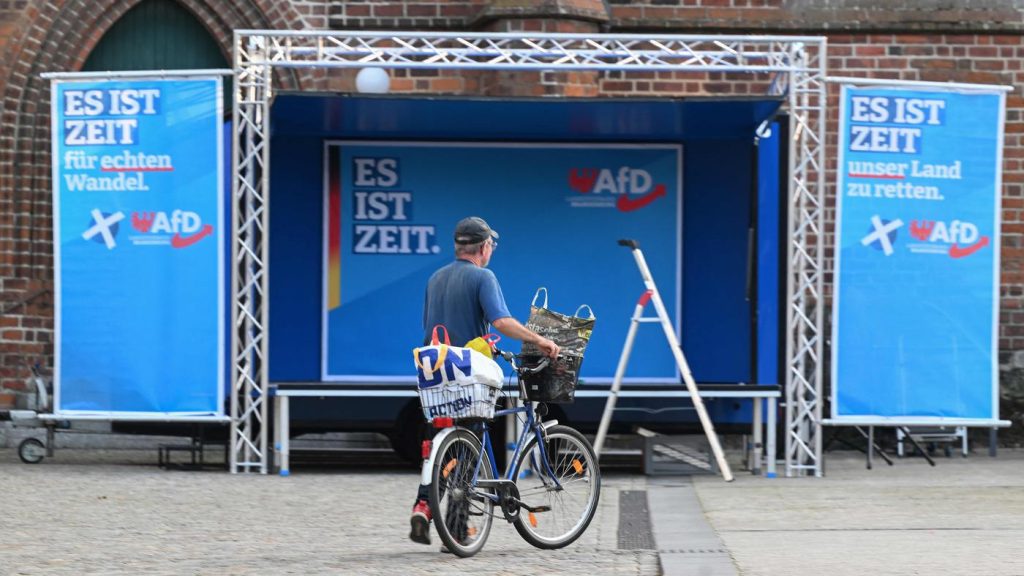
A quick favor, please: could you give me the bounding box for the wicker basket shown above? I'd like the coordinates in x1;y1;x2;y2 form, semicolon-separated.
419;381;500;422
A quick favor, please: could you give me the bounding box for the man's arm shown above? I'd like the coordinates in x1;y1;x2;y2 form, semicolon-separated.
492;317;560;359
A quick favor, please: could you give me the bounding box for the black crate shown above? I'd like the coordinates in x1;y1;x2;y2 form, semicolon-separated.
520;354;582;403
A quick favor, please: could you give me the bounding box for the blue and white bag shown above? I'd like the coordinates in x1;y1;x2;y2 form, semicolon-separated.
413;325;504;421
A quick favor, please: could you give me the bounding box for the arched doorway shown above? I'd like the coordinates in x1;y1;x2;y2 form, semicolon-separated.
83;0;231;110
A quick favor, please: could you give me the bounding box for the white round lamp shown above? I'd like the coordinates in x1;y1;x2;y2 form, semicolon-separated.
355;67;391;94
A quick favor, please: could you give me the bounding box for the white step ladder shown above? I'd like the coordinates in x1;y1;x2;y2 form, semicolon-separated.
594;239;734;482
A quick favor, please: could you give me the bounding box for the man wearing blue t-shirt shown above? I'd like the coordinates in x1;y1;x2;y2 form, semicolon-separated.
410;216;559;548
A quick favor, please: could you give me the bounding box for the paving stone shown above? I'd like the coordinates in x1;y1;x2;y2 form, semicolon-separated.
0;450;655;575
5;447;1022;575
694;451;1024;576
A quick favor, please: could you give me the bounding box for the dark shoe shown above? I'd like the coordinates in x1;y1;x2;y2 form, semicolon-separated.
409;500;431;545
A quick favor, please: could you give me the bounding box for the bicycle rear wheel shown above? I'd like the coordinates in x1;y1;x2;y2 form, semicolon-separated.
512;424;601;549
428;429;495;557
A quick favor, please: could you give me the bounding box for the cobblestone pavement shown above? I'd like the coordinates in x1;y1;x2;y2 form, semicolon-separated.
694;450;1024;576
0;450;660;576
6;443;1024;575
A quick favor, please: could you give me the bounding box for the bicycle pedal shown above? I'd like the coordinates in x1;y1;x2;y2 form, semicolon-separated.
520;504;551;513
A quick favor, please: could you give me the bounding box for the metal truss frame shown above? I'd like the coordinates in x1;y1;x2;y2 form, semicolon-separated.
229;30;827;476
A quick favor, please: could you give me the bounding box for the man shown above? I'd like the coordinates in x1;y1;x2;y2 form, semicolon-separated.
409;216;560;546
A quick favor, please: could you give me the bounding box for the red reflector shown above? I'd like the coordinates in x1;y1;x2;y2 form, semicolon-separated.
432;417;453;429
421;440;432;459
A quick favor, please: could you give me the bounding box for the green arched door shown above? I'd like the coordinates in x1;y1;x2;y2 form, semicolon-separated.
83;0;231;111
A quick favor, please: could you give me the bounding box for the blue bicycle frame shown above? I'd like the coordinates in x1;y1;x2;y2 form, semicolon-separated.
470;399;564;504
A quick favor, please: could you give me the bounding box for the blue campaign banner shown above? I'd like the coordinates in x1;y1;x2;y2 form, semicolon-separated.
324;142;682;382
52;76;224;416
832;84;1005;423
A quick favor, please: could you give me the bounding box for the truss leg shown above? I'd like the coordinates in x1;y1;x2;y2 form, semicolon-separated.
783;40;827;478
230;32;272;474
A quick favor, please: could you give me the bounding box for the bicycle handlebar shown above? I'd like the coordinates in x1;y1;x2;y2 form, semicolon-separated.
521;357;550;374
493;349;551;374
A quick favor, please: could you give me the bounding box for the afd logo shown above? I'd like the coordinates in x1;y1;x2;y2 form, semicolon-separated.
415;348;473;388
909;219;989;259
130;210;214;249
568;167;667;212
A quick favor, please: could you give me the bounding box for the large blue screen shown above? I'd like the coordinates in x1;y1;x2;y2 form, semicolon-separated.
324;142;682;382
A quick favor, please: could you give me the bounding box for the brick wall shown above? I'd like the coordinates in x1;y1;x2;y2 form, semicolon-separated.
0;0;311;402
605;0;1024;32
823;33;1024;360
329;0;487;29
2;0;1024;406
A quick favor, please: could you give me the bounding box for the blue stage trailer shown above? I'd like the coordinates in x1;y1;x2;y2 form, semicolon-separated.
265;93;784;459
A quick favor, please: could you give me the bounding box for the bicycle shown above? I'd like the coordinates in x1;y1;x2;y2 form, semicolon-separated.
418;349;601;558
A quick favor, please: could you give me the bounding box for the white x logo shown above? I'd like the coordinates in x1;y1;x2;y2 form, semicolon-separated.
82;209;125;250
860;215;904;256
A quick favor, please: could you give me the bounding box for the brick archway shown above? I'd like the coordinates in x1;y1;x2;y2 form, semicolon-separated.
0;0;305;393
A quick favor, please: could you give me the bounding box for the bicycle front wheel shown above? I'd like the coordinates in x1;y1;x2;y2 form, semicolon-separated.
428;429;495;558
512;424;601;549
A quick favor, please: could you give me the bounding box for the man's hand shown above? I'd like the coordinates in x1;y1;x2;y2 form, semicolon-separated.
535;336;560;360
492;317;561;359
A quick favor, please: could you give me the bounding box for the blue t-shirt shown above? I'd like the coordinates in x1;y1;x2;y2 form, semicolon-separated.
423;259;512;346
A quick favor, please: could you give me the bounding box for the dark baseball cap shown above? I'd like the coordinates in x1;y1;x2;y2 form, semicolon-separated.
454;216;499;245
